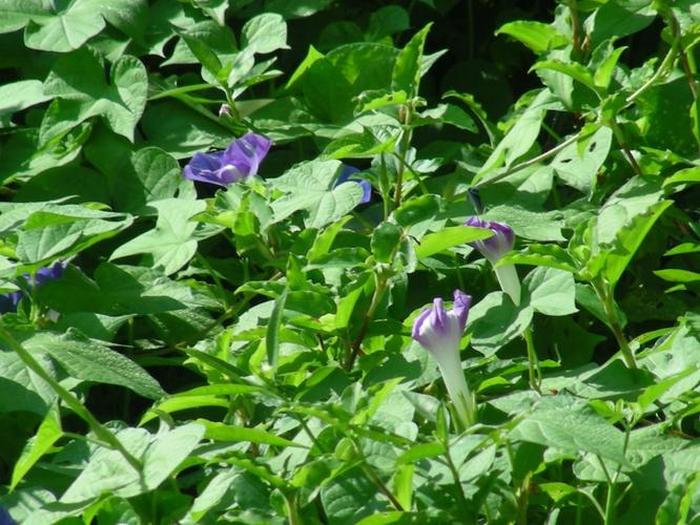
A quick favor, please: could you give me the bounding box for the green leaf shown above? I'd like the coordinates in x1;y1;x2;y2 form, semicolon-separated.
15;206;133;263
197;419;305;448
0;0;50;33
242;13;288;54
653;268;700;283
585;1;656;45
663;166;700;188
61;424;204;502
323;128;399;159
496;20;568;54
25;330;165;400
593;46;627;90
499;244;577;273
110;199;207;275
11;404;62;490
475;89;556;182
372;222;403;263
525;267;577;316
414;103;477;132
551;126;612;193
467;292;534;355
37;263;209;316
42;49;148;142
602;200;673;290
530;60;599;95
0;79;51;123
396;442;445;465
510;395;629;464
271;159;365;228
321;467;388;524
416;226;492;259
392;23;432;97
23;0;106;53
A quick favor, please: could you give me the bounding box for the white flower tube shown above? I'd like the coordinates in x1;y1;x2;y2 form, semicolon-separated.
412;290;477;428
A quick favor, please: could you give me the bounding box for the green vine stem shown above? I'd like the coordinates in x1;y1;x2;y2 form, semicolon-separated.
592;280;637;369
0;325;142;472
393;102;415;209
523;324;542;393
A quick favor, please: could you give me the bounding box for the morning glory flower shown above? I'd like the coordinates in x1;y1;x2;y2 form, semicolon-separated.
183;132;272;187
0;505;15;525
0;291;22;314
412;290;477;428
466;217;521;306
336;165;371;204
0;262;66;315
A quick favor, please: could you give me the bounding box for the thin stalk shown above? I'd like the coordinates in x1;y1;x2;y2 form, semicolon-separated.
523;325;542;393
284;492;301;525
568;0;581;56
344;276;389;371
610;119;643;176
593;280;637;369
350;438;404;511
625;34;680;105
474;131;582;188
443;442;470;522
0;326;142;472
393;104;414;209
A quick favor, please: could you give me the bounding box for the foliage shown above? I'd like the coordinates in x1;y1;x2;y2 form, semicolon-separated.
0;0;700;524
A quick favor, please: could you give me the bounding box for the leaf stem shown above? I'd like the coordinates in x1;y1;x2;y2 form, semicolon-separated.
442;437;471;521
593;280;637;369
344;275;389;371
523;324;542;393
609;118;643;176
394;103;414;209
351;438;405;511
473;131;582;188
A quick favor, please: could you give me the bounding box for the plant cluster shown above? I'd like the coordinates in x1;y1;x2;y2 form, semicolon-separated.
0;0;699;524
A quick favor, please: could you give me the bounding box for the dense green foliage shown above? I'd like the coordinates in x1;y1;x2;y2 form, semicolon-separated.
1;0;700;523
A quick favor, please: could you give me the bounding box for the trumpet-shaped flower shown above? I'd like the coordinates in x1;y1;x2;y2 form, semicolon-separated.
183;132;272;187
412;290;476;428
336;165;372;204
466;216;521;306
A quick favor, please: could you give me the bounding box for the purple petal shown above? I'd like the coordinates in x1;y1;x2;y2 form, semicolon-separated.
34;261;66;287
0;291;22;314
411;306;434;347
412;294;468;355
452;290;472;330
183;133;272;187
222;132;272;179
465;216;515;262
0;505;16;525
183;151;230;187
336;165;372;204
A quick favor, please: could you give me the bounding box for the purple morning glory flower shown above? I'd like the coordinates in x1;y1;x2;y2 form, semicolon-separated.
465;216;515;263
412;290;476;427
183;132;272;187
336;166;372;204
465;217;521;305
0;291;22;314
33;261;66;286
0;262;66;315
336;165;371;204
0;506;15;525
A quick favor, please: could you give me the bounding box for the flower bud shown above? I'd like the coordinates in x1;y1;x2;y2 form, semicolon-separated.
466;217;521;306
